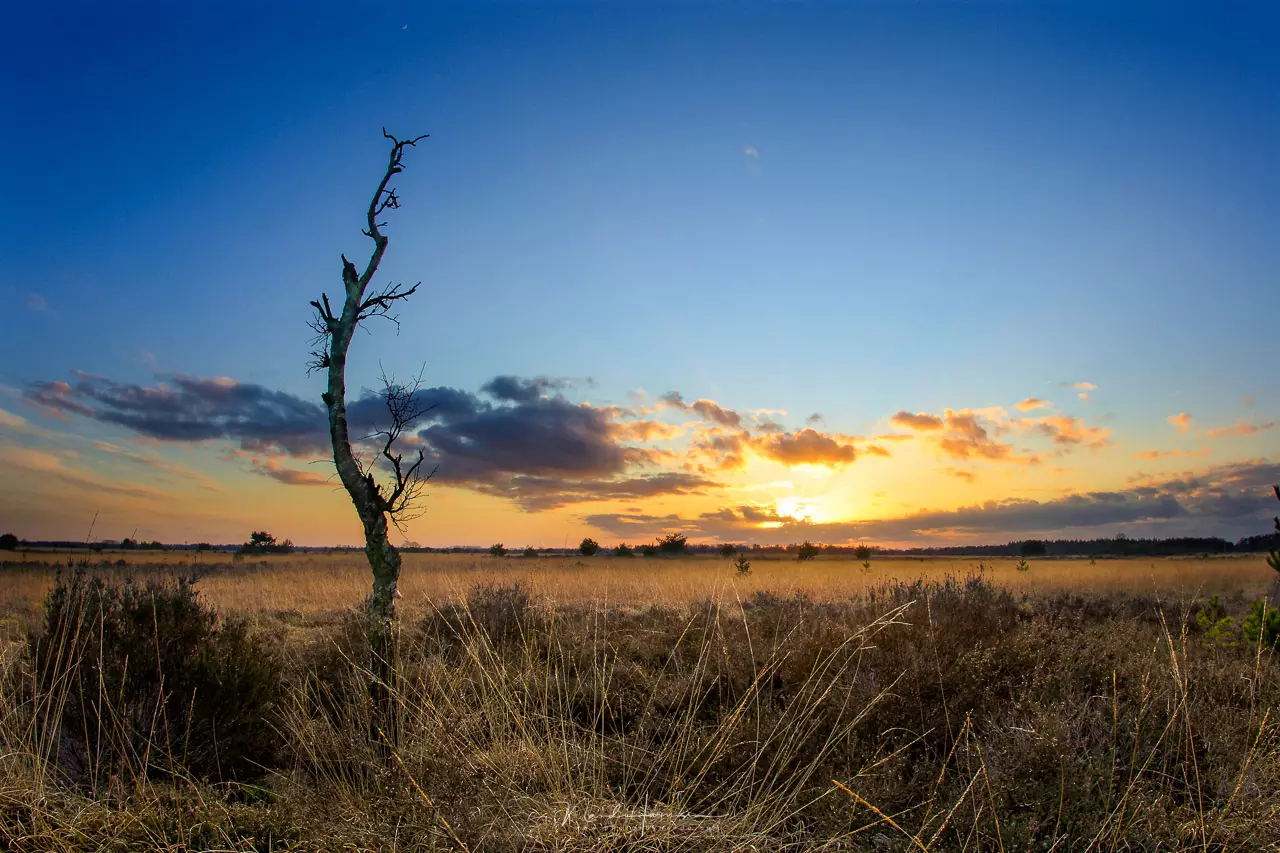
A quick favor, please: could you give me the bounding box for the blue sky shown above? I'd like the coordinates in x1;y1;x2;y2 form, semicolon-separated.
2;2;1278;546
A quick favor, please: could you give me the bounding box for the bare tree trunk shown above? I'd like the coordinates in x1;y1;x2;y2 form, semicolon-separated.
310;130;429;752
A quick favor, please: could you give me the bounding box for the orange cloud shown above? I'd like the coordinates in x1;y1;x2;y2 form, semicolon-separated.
936;409;1036;463
610;419;684;443
1167;413;1192;434
1015;398;1049;412
1133;448;1212;460
890;410;944;431
947;468;977;483
751;428;857;467
1036;416;1111;448
1206;421;1276;439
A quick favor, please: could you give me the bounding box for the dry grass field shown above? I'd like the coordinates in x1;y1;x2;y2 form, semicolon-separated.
1;550;1274;619
2;550;1279;851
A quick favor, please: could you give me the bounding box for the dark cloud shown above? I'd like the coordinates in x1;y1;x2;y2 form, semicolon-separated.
27;372;329;455
657;391;743;428
690;399;742;428
480;375;572;403
27;370;720;511
659;391;685;407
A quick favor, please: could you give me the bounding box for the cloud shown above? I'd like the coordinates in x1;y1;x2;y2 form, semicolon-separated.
1035;415;1111;448
610;419;684;443
25;293;51;314
1133;448;1212;460
480;375;572;403
947;468;977;483
659;391;743;428
475;471;720;511
1015;398;1049;412
1168;413;1193;434
1206;421;1276;439
1058;381;1096;402
0;408;29;431
24;370;722;512
751;428;857;467
26;372;330;454
743;145;759;159
0;444;169;501
890;410;944;431
252;458;333;487
590;460;1280;545
690;399;742;428
937;409;1037;462
1243;396;1254;407
805;413;824;425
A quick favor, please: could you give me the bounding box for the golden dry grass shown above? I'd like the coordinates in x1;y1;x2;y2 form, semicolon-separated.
1;549;1275;617
3;548;1278;851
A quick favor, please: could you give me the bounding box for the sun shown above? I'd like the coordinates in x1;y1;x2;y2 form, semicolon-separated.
775;495;821;523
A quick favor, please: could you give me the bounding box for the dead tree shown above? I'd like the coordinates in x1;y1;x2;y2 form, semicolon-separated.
308;129;430;746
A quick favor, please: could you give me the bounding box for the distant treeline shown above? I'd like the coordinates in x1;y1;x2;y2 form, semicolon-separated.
873;534;1280;558
8;532;1279;558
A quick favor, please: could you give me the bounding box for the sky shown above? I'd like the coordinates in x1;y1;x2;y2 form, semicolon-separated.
1;1;1278;548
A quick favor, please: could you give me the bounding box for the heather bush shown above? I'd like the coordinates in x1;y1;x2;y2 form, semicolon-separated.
28;569;285;784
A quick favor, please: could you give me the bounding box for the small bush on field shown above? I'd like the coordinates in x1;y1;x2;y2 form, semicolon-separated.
1244;599;1280;649
613;543;633;557
489;542;507;557
795;540;820;561
28;568;284;784
578;537;599;556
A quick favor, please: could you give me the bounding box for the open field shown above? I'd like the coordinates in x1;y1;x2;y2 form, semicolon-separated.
2;552;1279;851
2;550;1276;621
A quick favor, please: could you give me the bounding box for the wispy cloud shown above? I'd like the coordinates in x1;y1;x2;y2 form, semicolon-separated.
890;410;944;431
1015;397;1049;412
1206;421;1276;439
1133;448;1211;460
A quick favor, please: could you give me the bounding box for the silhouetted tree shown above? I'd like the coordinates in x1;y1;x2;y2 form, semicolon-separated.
657;533;688;555
237;531;293;555
579;537;600;556
796;541;821;561
307;129;431;749
719;543;737;558
490;543;507;558
0;533;17;551
613;543;634;557
853;544;872;562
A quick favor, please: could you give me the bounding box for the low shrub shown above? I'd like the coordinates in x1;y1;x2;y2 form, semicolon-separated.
28;568;285;784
